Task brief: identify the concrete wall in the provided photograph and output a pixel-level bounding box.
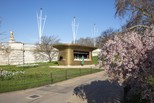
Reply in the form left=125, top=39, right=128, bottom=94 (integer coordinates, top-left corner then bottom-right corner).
left=0, top=42, right=58, bottom=65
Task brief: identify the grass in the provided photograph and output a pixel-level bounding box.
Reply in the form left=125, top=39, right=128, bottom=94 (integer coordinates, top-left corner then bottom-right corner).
left=92, top=56, right=98, bottom=65
left=0, top=62, right=101, bottom=93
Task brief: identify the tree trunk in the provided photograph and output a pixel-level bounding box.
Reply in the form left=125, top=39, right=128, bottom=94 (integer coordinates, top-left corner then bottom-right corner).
left=47, top=53, right=51, bottom=62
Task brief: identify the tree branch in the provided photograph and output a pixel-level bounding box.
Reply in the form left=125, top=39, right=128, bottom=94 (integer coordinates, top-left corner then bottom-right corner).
left=128, top=1, right=154, bottom=21
left=127, top=25, right=150, bottom=30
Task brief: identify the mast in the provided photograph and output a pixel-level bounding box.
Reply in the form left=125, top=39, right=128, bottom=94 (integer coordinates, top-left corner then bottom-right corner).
left=92, top=24, right=98, bottom=47
left=37, top=8, right=47, bottom=44
left=72, top=17, right=79, bottom=44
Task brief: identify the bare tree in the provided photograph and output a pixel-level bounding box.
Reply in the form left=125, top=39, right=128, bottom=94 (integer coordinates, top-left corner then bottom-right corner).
left=0, top=17, right=3, bottom=36
left=0, top=43, right=11, bottom=65
left=0, top=17, right=7, bottom=41
left=35, top=35, right=60, bottom=62
left=75, top=37, right=94, bottom=47
left=0, top=17, right=11, bottom=65
left=0, top=18, right=4, bottom=48
left=96, top=28, right=118, bottom=48
left=115, top=0, right=154, bottom=29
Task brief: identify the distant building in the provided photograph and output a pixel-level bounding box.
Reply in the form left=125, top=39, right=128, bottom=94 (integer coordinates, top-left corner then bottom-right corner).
left=0, top=32, right=58, bottom=65
left=92, top=48, right=101, bottom=56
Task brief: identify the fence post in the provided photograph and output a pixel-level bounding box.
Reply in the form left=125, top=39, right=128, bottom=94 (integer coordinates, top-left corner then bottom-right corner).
left=23, top=74, right=25, bottom=88
left=80, top=68, right=81, bottom=76
left=50, top=72, right=53, bottom=84
left=99, top=66, right=101, bottom=71
left=65, top=70, right=67, bottom=80
left=91, top=67, right=92, bottom=74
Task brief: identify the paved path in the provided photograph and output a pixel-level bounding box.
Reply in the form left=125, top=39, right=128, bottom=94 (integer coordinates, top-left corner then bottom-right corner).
left=49, top=65, right=99, bottom=69
left=0, top=71, right=123, bottom=103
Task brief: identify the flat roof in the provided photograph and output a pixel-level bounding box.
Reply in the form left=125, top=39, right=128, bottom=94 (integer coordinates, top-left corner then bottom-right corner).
left=53, top=43, right=97, bottom=50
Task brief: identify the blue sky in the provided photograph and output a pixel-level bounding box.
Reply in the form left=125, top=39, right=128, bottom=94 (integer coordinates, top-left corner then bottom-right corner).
left=0, top=0, right=126, bottom=43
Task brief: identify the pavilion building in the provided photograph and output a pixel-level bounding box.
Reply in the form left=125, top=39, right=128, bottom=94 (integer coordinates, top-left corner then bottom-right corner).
left=53, top=44, right=97, bottom=66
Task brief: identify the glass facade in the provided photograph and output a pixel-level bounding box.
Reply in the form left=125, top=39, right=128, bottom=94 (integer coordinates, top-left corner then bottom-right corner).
left=74, top=50, right=89, bottom=60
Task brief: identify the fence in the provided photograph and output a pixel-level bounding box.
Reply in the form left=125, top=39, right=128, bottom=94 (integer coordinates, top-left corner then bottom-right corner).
left=0, top=68, right=101, bottom=93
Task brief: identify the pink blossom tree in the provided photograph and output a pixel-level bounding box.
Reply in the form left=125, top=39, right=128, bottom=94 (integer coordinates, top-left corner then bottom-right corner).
left=99, top=27, right=154, bottom=102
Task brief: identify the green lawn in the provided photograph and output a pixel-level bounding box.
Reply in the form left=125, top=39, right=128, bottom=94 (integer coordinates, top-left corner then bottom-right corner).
left=0, top=62, right=101, bottom=93
left=92, top=56, right=98, bottom=65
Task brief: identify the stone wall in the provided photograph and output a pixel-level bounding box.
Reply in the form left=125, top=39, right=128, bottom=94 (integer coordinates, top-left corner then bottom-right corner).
left=0, top=42, right=58, bottom=65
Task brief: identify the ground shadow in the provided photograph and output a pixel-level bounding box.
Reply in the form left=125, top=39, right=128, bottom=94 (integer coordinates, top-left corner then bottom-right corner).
left=73, top=80, right=124, bottom=103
